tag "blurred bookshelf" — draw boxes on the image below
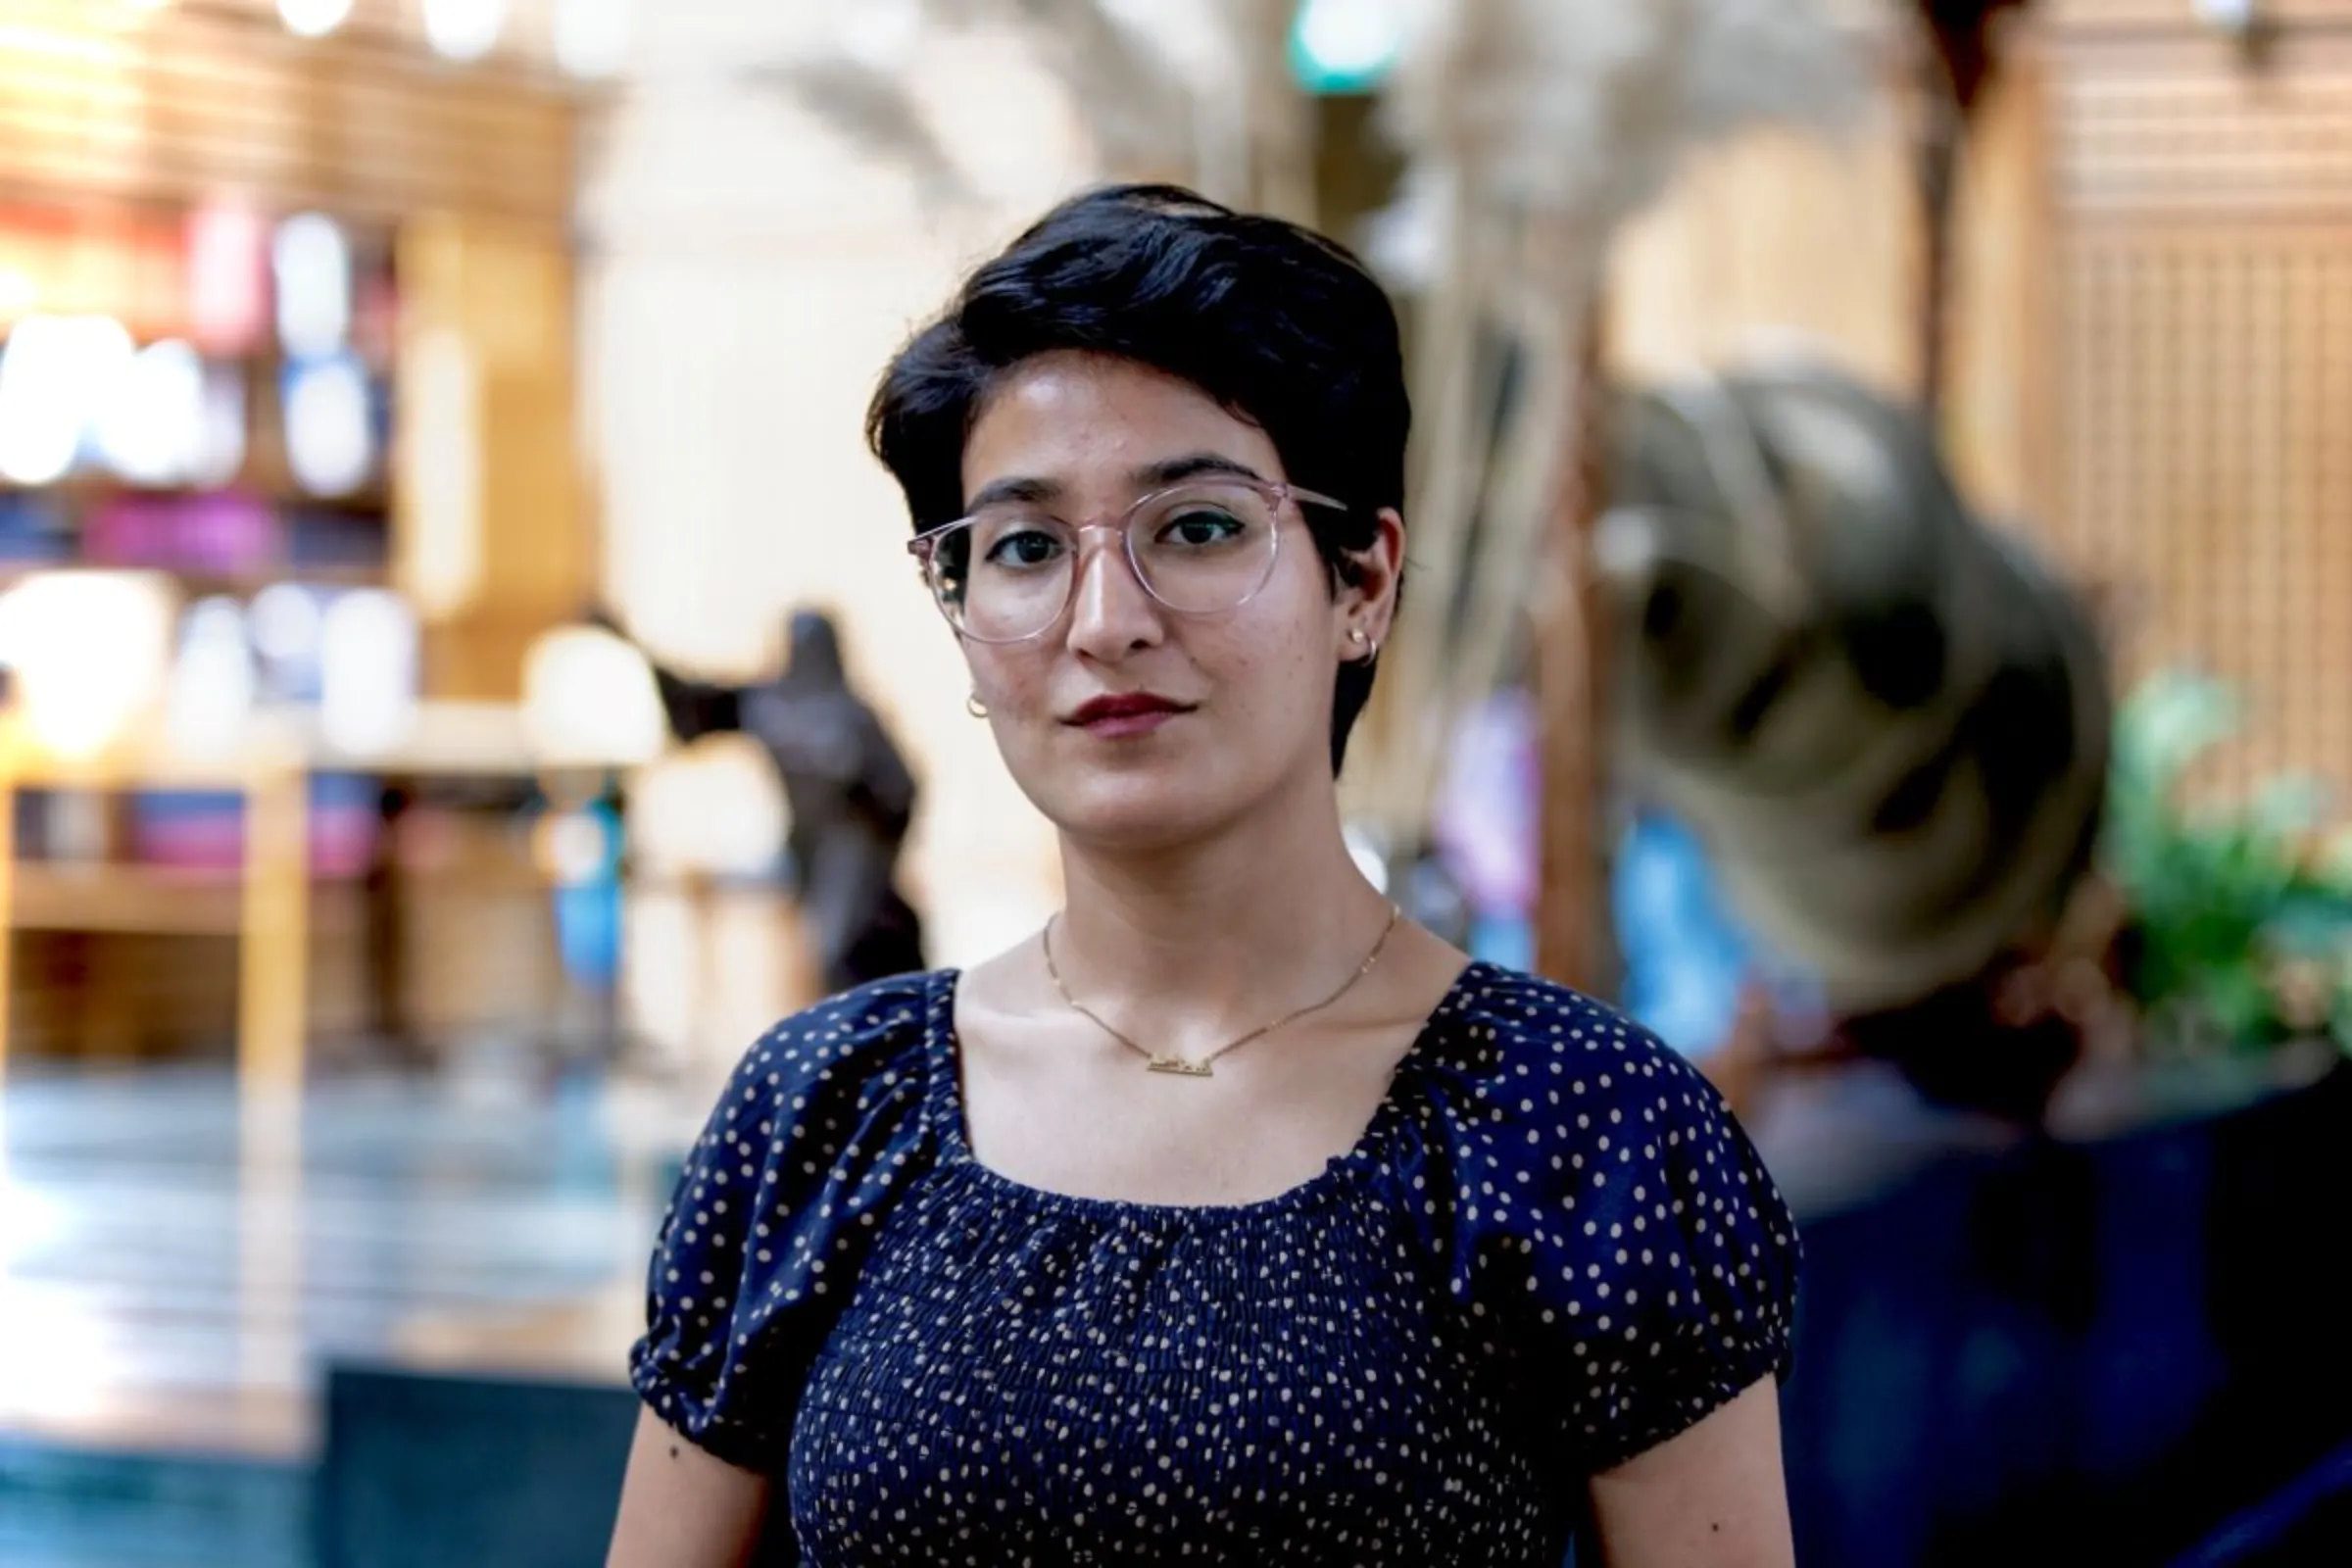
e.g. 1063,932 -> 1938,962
0,2 -> 595,1071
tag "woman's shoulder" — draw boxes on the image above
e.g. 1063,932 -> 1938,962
1418,961 -> 1787,1223
721,970 -> 948,1104
675,971 -> 948,1200
1425,960 -> 1721,1121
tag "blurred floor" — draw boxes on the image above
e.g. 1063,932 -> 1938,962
0,1055 -> 696,1564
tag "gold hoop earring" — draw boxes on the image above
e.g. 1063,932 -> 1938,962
966,692 -> 989,719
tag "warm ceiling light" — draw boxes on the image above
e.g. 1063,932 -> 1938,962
422,0 -> 507,62
277,0 -> 354,40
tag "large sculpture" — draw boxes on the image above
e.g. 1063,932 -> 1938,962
630,610 -> 927,997
1597,358 -> 2113,1114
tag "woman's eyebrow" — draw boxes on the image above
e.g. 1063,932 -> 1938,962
965,474 -> 1063,511
1131,453 -> 1267,488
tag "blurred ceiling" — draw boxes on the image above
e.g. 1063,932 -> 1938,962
0,0 -> 588,222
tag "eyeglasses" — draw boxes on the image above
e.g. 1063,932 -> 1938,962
906,476 -> 1346,645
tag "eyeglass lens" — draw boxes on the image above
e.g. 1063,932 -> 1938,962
924,479 -> 1283,642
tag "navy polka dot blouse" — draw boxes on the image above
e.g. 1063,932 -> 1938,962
631,961 -> 1800,1566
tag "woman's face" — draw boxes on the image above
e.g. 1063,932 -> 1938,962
956,351 -> 1400,852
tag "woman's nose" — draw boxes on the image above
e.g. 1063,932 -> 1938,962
1064,526 -> 1164,658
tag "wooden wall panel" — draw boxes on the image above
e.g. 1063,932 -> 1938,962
2045,32 -> 2352,218
2044,0 -> 2352,27
1606,78 -> 1923,398
2024,16 -> 2352,811
1945,47 -> 2057,523
0,0 -> 577,224
2051,229 -> 2352,802
396,216 -> 589,700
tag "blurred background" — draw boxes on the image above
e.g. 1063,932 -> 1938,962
1,0 -> 2349,1563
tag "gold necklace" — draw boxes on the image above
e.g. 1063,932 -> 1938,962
1040,904 -> 1403,1078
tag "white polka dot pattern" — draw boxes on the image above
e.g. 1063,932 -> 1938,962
629,963 -> 1800,1565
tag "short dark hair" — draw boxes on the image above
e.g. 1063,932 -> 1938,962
866,183 -> 1409,773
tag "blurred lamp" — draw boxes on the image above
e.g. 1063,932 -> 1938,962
0,269 -> 35,319
272,213 -> 352,359
284,353 -> 375,496
0,571 -> 178,760
249,580 -> 324,666
0,315 -> 136,486
534,807 -> 612,887
278,0 -> 353,38
423,0 -> 507,61
96,338 -> 206,486
250,581 -> 332,704
2192,0 -> 2258,33
187,202 -> 269,355
840,0 -> 919,68
399,327 -> 483,617
192,363 -> 248,487
318,588 -> 419,759
521,624 -> 669,769
1290,0 -> 1405,94
554,0 -> 631,78
628,735 -> 788,880
167,596 -> 258,759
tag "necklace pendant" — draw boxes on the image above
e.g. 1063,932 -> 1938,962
1146,1054 -> 1214,1078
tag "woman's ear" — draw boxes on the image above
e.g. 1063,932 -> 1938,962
1339,508 -> 1406,652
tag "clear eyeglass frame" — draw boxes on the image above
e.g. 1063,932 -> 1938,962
906,476 -> 1348,645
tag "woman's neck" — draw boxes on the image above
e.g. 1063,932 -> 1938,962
1048,776 -> 1393,1035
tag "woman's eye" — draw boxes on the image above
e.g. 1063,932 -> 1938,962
1161,510 -> 1245,548
983,527 -> 1064,568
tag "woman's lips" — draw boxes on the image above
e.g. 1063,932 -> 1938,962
1065,693 -> 1192,737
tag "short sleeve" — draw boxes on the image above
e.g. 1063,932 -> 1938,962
1433,971 -> 1801,1473
628,975 -> 938,1472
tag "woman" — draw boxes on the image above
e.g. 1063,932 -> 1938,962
610,184 -> 1800,1567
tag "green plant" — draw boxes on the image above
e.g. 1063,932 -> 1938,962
2099,669 -> 2352,1056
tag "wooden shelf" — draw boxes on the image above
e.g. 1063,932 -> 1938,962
5,862 -> 247,936
0,563 -> 389,594
0,477 -> 394,516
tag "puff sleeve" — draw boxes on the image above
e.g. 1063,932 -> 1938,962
1423,970 -> 1802,1473
627,975 -> 939,1472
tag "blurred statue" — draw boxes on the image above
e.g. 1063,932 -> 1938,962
620,610 -> 927,996
1595,357 -> 2114,1118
